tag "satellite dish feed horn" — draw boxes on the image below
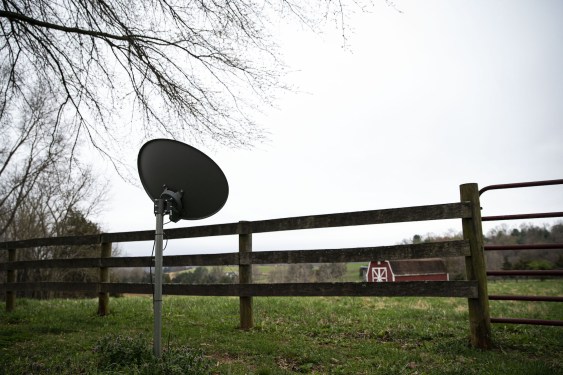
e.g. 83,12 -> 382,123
138,139 -> 229,357
158,186 -> 183,222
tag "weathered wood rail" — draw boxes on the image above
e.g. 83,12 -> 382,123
0,183 -> 492,348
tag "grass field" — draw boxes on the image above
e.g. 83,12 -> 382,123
1,280 -> 562,374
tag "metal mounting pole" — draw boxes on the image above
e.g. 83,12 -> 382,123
153,199 -> 165,358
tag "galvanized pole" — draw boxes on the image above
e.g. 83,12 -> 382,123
153,200 -> 164,358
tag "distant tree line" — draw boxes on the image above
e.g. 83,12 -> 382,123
267,263 -> 347,283
114,263 -> 347,286
126,264 -> 348,285
489,223 -> 563,271
172,267 -> 238,285
405,222 -> 563,280
0,209 -> 114,299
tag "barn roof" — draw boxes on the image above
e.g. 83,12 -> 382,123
388,258 -> 447,276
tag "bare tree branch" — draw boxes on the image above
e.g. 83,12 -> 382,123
1,0 -> 370,168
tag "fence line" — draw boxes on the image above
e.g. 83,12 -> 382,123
1,185 -> 492,348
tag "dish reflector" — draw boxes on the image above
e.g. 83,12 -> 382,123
137,139 -> 229,220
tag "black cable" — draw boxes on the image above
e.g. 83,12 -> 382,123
150,218 -> 172,343
163,221 -> 169,252
150,239 -> 155,303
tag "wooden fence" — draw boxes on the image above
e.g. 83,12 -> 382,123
0,183 -> 492,348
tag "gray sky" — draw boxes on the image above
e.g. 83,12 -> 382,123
96,0 -> 563,257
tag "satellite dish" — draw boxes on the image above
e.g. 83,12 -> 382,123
137,138 -> 229,357
138,139 -> 229,221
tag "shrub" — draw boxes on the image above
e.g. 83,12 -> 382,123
94,334 -> 212,374
527,259 -> 554,270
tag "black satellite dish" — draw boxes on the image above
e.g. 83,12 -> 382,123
138,139 -> 229,221
137,138 -> 229,357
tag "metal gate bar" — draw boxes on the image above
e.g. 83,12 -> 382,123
479,178 -> 563,326
483,212 -> 563,221
485,244 -> 563,251
490,317 -> 563,326
489,295 -> 563,302
487,270 -> 563,277
479,178 -> 563,195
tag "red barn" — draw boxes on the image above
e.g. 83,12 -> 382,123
367,259 -> 449,282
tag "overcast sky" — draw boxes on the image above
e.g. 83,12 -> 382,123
95,0 -> 563,257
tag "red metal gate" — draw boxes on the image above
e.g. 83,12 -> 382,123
479,179 -> 563,326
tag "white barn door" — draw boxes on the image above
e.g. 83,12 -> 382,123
371,267 -> 388,282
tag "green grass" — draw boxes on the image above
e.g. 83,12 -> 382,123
1,280 -> 562,374
344,262 -> 366,281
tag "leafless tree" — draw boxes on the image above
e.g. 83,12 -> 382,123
0,69 -> 100,239
316,262 -> 346,281
286,263 -> 314,282
0,58 -> 109,242
0,137 -> 107,297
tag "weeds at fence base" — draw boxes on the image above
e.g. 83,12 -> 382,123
94,334 -> 212,374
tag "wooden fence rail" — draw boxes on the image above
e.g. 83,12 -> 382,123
0,203 -> 472,249
0,241 -> 471,271
0,184 -> 492,348
1,281 -> 479,298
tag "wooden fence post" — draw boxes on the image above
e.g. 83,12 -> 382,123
97,242 -> 112,316
6,248 -> 16,312
238,221 -> 253,330
460,183 -> 492,349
